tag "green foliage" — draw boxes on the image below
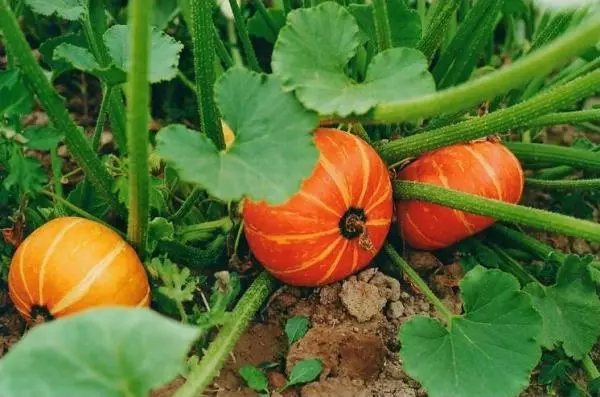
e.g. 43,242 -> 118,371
239,365 -> 270,394
285,358 -> 323,389
0,308 -> 200,397
524,255 -> 600,360
271,2 -> 435,117
248,8 -> 286,43
53,43 -> 127,85
156,67 -> 319,205
399,266 -> 542,397
0,70 -> 33,121
21,126 -> 64,151
2,148 -> 47,197
23,0 -> 86,20
285,315 -> 310,345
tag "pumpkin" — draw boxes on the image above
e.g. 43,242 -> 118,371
242,128 -> 393,286
8,216 -> 150,323
396,140 -> 524,250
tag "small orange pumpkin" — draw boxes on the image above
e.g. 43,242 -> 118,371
243,128 -> 393,287
396,140 -> 524,250
8,217 -> 150,322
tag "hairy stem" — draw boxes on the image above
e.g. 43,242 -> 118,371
49,146 -> 64,216
506,142 -> 600,172
214,26 -> 234,70
380,69 -> 600,163
525,177 -> 600,191
92,84 -> 113,151
190,0 -> 225,149
125,0 -> 152,252
170,186 -> 204,221
394,181 -> 600,243
372,0 -> 392,52
582,355 -> 600,380
228,0 -> 261,72
384,243 -> 454,323
0,0 -> 121,213
174,272 -> 277,397
417,0 -> 461,60
374,15 -> 600,124
525,108 -> 600,127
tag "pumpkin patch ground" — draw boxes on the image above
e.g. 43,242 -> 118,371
2,1 -> 600,397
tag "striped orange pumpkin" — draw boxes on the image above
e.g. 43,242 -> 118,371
8,217 -> 150,323
396,140 -> 524,250
243,128 -> 393,286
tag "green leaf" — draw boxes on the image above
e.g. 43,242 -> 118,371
239,365 -> 269,392
286,358 -> 323,388
147,257 -> 199,305
0,307 -> 200,397
147,217 -> 175,255
155,67 -> 319,205
66,178 -> 111,219
2,148 -> 48,196
152,0 -> 180,29
271,2 -> 435,117
53,43 -> 127,85
386,0 -> 422,48
285,316 -> 309,345
399,266 -> 542,397
39,31 -> 88,78
0,70 -> 33,119
24,0 -> 86,21
103,25 -> 184,83
22,126 -> 64,151
524,255 -> 600,360
248,8 -> 286,43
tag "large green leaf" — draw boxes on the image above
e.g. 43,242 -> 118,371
103,25 -> 183,83
524,255 -> 600,359
39,32 -> 88,78
53,43 -> 127,85
399,266 -> 542,397
248,8 -> 286,43
24,0 -> 86,20
0,308 -> 199,397
271,2 -> 435,117
155,67 -> 319,205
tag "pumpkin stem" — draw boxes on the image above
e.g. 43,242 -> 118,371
340,208 -> 375,254
30,304 -> 54,325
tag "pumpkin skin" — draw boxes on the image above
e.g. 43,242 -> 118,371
243,128 -> 393,286
8,217 -> 150,322
396,140 -> 524,251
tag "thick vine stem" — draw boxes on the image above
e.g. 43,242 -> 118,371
525,177 -> 600,191
506,142 -> 600,172
174,272 -> 277,397
228,0 -> 262,72
372,0 -> 392,52
380,69 -> 600,163
525,108 -> 600,127
0,0 -> 121,214
374,15 -> 600,125
190,0 -> 226,150
125,0 -> 152,252
394,181 -> 600,243
417,0 -> 461,60
384,243 -> 454,323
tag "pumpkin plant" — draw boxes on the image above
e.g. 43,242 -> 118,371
1,0 -> 600,397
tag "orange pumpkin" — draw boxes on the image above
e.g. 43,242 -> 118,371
243,128 -> 393,286
396,140 -> 524,250
8,217 -> 150,322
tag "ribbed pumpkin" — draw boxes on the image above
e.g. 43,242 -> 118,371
396,140 -> 524,250
243,128 -> 393,286
8,217 -> 150,323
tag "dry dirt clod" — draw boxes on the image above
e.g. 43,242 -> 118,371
357,268 -> 378,283
572,238 -> 593,255
386,301 -> 405,319
301,378 -> 369,397
339,279 -> 386,323
369,272 -> 401,302
318,284 -> 342,306
408,251 -> 442,272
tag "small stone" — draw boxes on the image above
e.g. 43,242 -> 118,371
419,301 -> 431,312
572,238 -> 592,255
339,279 -> 386,322
357,268 -> 378,282
319,283 -> 342,306
386,301 -> 405,319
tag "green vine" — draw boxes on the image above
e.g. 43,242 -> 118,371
373,15 -> 600,124
394,181 -> 600,243
372,0 -> 392,52
417,0 -> 461,60
506,142 -> 600,172
0,0 -> 122,214
228,0 -> 262,72
174,272 -> 277,397
525,108 -> 600,127
380,69 -> 600,163
525,177 -> 600,191
190,0 -> 225,149
125,0 -> 152,252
